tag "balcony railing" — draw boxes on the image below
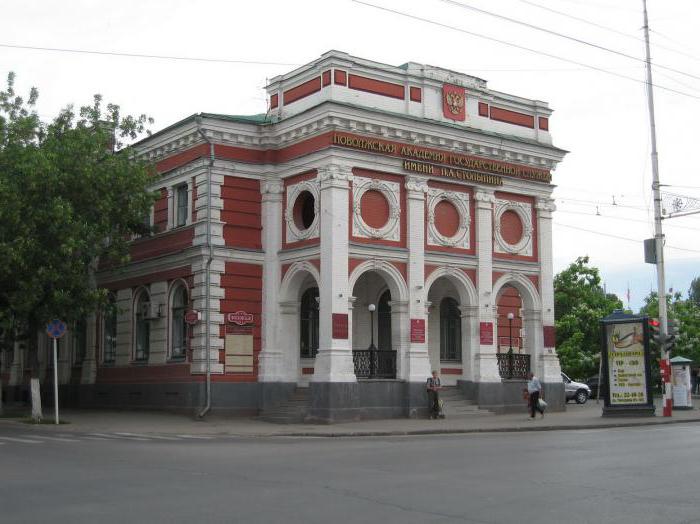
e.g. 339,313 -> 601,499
352,349 -> 397,379
496,353 -> 531,379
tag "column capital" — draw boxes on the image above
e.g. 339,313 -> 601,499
405,176 -> 429,195
261,179 -> 284,198
535,197 -> 556,217
474,190 -> 496,208
319,164 -> 353,189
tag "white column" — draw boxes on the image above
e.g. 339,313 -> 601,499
460,305 -> 479,382
474,190 -> 500,382
536,197 -> 561,381
402,176 -> 432,381
312,164 -> 355,383
259,179 -> 290,382
190,259 -> 224,374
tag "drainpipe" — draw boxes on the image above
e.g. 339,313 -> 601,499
196,116 -> 214,418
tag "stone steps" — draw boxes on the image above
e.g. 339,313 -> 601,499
258,388 -> 310,424
438,387 -> 493,417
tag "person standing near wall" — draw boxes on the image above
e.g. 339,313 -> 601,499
527,371 -> 545,419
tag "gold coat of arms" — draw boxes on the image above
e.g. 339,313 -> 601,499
444,90 -> 465,115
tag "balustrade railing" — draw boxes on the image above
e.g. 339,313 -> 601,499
496,353 -> 531,379
352,349 -> 397,379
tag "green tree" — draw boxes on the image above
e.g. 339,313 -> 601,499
0,73 -> 156,419
554,256 -> 623,379
688,277 -> 700,307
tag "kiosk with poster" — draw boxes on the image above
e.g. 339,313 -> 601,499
670,356 -> 693,409
600,311 -> 655,417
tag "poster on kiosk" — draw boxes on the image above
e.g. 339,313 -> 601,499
600,311 -> 655,417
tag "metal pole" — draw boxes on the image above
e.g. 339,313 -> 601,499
53,337 -> 59,425
508,316 -> 513,379
642,0 -> 671,416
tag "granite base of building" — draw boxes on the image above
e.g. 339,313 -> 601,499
458,380 -> 565,413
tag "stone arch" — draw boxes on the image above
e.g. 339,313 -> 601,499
492,272 -> 541,311
424,267 -> 478,306
348,259 -> 409,303
279,261 -> 321,302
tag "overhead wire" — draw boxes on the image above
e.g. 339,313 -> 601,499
351,1 -> 700,100
438,0 -> 700,83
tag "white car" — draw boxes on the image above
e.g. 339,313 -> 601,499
561,372 -> 591,404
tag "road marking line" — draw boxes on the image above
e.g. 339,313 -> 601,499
21,435 -> 79,442
82,436 -> 112,441
113,432 -> 180,441
176,435 -> 213,440
0,436 -> 42,444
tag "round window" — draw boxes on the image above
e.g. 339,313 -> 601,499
293,191 -> 316,231
500,210 -> 524,245
360,190 -> 390,229
434,199 -> 460,238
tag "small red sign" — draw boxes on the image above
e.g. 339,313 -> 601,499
442,84 -> 466,121
543,325 -> 556,347
332,313 -> 348,339
226,311 -> 254,326
410,319 -> 425,343
479,322 -> 494,345
184,310 -> 200,325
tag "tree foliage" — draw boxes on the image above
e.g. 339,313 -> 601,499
554,256 -> 623,379
688,277 -> 700,307
0,72 -> 156,348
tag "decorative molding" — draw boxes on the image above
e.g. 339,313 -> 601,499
352,175 -> 401,241
426,188 -> 470,249
261,179 -> 284,195
318,164 -> 353,188
405,176 -> 429,193
285,179 -> 320,242
473,190 -> 496,204
493,199 -> 533,256
535,197 -> 556,215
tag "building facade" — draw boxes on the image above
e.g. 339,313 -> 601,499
2,51 -> 567,420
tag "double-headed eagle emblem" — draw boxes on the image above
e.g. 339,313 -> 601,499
444,90 -> 465,115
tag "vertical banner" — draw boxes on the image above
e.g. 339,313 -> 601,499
479,322 -> 493,345
332,313 -> 348,339
410,319 -> 425,343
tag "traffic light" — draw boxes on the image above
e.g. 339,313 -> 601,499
649,317 -> 661,343
665,318 -> 680,351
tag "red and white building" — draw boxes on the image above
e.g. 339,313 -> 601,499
3,51 -> 567,420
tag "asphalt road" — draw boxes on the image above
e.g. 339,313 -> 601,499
1,422 -> 699,523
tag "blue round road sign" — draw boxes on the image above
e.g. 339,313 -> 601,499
46,319 -> 67,339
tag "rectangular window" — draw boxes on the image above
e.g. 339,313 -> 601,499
175,184 -> 188,227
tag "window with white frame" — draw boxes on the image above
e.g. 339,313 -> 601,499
175,184 -> 188,227
170,284 -> 188,360
134,289 -> 150,362
103,294 -> 117,364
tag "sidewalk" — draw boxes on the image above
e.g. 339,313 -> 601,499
2,398 -> 699,438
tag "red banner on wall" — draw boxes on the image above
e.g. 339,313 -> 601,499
410,319 -> 426,343
479,322 -> 494,345
332,313 -> 348,339
543,325 -> 556,347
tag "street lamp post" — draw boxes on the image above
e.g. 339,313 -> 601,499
507,312 -> 514,379
368,304 -> 376,377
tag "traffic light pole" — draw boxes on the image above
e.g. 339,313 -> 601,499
642,0 -> 671,416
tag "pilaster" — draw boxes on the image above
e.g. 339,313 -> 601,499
402,176 -> 431,381
190,259 -> 225,374
115,288 -> 133,366
313,164 -> 356,383
474,189 -> 500,382
259,179 -> 290,382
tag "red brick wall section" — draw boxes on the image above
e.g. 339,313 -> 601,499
270,93 -> 279,109
350,168 -> 406,248
494,192 -> 538,263
478,102 -> 489,117
434,199 -> 460,238
348,74 -> 405,100
153,188 -> 168,232
220,263 -> 263,378
221,177 -> 261,249
360,190 -> 390,229
283,77 -> 322,105
410,86 -> 422,102
425,180 -> 475,255
496,286 -> 522,352
322,70 -> 331,87
334,70 -> 347,85
500,210 -> 524,245
538,117 -> 549,131
129,227 -> 194,263
191,177 -> 197,222
489,106 -> 535,128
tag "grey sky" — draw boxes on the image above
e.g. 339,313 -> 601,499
3,0 -> 699,310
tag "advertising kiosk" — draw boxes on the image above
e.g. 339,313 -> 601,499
600,311 -> 655,417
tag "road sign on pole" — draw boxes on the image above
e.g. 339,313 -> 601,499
46,320 -> 67,425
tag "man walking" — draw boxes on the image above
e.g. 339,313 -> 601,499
527,371 -> 545,418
